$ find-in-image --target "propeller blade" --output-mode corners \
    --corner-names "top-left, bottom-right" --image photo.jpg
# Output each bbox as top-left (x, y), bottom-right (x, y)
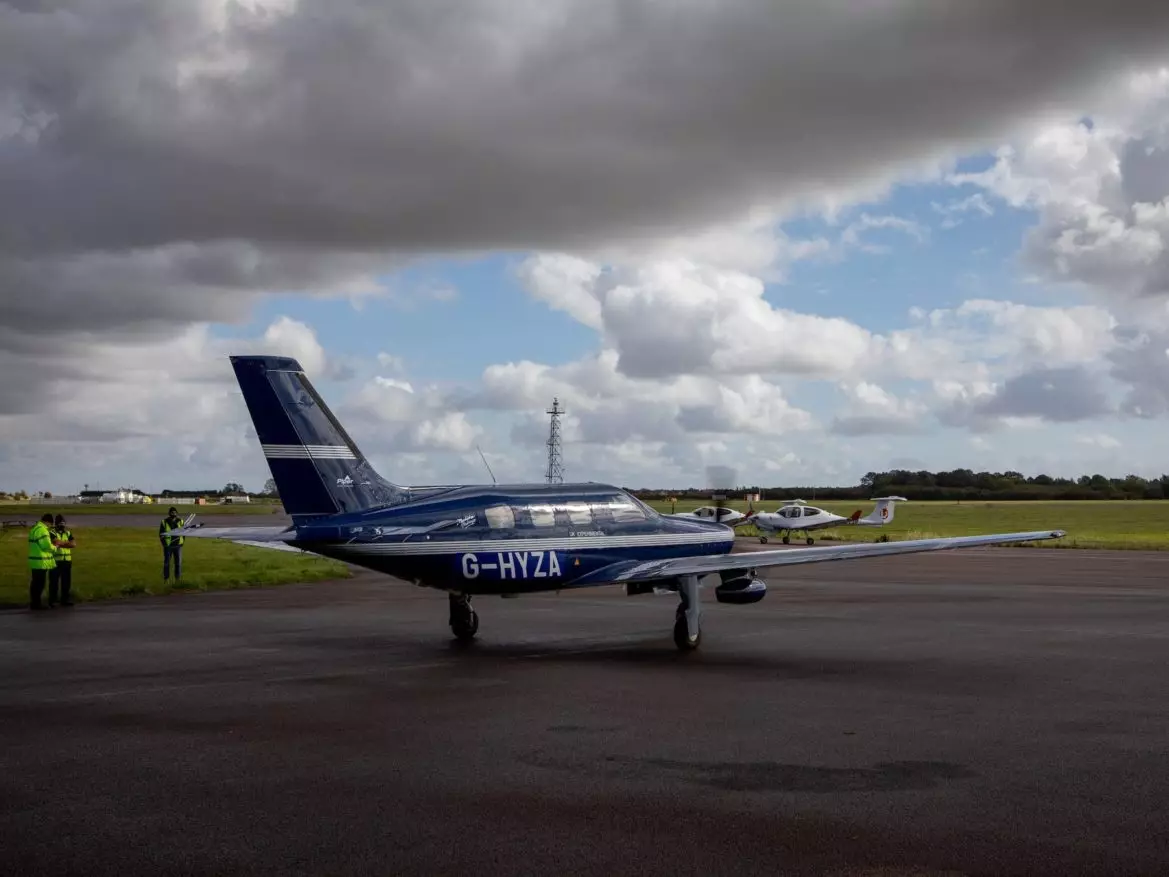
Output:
top-left (705, 465), bottom-right (737, 519)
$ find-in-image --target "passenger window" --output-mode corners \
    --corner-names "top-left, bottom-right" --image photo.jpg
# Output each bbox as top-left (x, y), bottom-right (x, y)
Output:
top-left (528, 504), bottom-right (555, 527)
top-left (484, 505), bottom-right (515, 529)
top-left (590, 503), bottom-right (614, 525)
top-left (804, 508), bottom-right (822, 516)
top-left (564, 503), bottom-right (592, 525)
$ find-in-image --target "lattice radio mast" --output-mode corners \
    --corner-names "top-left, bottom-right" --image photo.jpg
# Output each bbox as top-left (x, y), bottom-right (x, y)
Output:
top-left (545, 397), bottom-right (565, 484)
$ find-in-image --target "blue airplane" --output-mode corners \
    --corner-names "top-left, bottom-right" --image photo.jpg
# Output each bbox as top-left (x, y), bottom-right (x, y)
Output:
top-left (174, 355), bottom-right (1066, 651)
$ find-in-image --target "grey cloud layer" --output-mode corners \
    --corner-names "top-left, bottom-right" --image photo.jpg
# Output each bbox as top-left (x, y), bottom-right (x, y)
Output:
top-left (6, 0), bottom-right (1169, 261)
top-left (5, 0), bottom-right (1168, 343)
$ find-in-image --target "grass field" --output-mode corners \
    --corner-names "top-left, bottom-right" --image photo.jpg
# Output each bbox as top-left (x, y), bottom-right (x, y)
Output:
top-left (0, 501), bottom-right (285, 517)
top-left (646, 499), bottom-right (1169, 550)
top-left (0, 527), bottom-right (349, 608)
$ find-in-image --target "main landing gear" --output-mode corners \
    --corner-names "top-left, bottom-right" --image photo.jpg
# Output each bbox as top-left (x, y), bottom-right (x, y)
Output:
top-left (449, 593), bottom-right (479, 641)
top-left (672, 575), bottom-right (701, 651)
top-left (759, 531), bottom-right (814, 546)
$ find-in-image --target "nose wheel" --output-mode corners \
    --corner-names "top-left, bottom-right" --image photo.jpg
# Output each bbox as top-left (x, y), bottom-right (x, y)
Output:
top-left (449, 593), bottom-right (479, 641)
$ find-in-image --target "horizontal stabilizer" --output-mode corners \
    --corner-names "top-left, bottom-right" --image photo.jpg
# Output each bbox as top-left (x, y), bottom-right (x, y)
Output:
top-left (230, 540), bottom-right (309, 554)
top-left (173, 525), bottom-right (298, 542)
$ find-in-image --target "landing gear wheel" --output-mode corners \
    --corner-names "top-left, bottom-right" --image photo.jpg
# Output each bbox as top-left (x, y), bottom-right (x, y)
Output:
top-left (806, 537), bottom-right (815, 546)
top-left (673, 610), bottom-right (700, 651)
top-left (782, 535), bottom-right (790, 545)
top-left (452, 611), bottom-right (479, 641)
top-left (759, 536), bottom-right (768, 544)
top-left (449, 594), bottom-right (479, 642)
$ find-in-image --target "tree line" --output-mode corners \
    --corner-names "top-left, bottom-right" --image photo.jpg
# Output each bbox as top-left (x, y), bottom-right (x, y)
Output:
top-left (631, 470), bottom-right (1169, 502)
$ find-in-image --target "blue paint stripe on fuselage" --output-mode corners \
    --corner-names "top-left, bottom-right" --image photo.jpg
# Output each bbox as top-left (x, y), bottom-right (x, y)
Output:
top-left (298, 535), bottom-right (732, 595)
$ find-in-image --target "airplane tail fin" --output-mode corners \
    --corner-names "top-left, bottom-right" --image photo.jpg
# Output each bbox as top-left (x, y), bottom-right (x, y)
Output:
top-left (858, 495), bottom-right (908, 526)
top-left (230, 355), bottom-right (409, 523)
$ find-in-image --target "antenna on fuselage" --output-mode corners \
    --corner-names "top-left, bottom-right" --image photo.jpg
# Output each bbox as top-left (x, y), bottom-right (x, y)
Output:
top-left (476, 445), bottom-right (497, 485)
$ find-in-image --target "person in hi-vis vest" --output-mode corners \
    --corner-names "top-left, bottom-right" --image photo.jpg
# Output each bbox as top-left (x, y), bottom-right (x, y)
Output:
top-left (28, 513), bottom-right (64, 610)
top-left (159, 507), bottom-right (185, 585)
top-left (49, 514), bottom-right (76, 607)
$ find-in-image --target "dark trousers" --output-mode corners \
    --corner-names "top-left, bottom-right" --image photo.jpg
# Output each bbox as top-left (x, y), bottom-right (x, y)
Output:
top-left (49, 561), bottom-right (73, 605)
top-left (163, 543), bottom-right (183, 580)
top-left (29, 569), bottom-right (48, 609)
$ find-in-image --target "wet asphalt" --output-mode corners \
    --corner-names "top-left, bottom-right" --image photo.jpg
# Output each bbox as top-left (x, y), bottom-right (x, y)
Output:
top-left (3, 546), bottom-right (1169, 876)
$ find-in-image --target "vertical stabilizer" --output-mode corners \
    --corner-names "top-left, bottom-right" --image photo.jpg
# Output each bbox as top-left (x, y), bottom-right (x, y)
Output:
top-left (230, 355), bottom-right (409, 522)
top-left (859, 495), bottom-right (908, 525)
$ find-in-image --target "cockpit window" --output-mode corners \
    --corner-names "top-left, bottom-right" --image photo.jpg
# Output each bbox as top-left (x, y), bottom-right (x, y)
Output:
top-left (629, 494), bottom-right (659, 519)
top-left (608, 499), bottom-right (646, 523)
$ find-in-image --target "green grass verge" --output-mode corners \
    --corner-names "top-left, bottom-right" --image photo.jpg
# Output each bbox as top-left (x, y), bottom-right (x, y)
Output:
top-left (0, 527), bottom-right (350, 608)
top-left (647, 499), bottom-right (1169, 550)
top-left (0, 501), bottom-right (285, 516)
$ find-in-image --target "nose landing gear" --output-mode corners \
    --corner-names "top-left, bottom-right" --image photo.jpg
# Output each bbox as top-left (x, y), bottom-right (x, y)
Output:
top-left (449, 593), bottom-right (479, 641)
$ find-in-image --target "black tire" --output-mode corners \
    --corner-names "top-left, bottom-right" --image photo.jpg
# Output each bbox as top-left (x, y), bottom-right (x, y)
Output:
top-left (673, 614), bottom-right (700, 651)
top-left (806, 537), bottom-right (814, 545)
top-left (782, 535), bottom-right (790, 545)
top-left (759, 536), bottom-right (768, 544)
top-left (451, 609), bottom-right (479, 641)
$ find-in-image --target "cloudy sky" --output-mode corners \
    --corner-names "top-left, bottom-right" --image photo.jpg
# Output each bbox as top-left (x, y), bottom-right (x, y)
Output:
top-left (4, 0), bottom-right (1169, 495)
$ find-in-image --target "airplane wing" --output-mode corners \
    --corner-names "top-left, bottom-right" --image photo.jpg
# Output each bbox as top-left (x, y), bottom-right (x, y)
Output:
top-left (610, 529), bottom-right (1066, 583)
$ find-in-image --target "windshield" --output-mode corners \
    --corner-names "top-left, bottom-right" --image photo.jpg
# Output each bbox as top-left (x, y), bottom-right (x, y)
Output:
top-left (625, 493), bottom-right (660, 519)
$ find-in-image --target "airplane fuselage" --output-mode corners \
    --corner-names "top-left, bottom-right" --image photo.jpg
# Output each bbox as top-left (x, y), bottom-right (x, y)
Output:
top-left (285, 482), bottom-right (735, 595)
top-left (753, 510), bottom-right (846, 533)
top-left (183, 355), bottom-right (1063, 650)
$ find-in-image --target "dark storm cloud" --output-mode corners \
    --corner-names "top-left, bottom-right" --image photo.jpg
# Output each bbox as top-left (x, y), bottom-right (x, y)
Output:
top-left (0, 242), bottom-right (397, 335)
top-left (5, 0), bottom-right (1169, 258)
top-left (3, 0), bottom-right (1169, 428)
